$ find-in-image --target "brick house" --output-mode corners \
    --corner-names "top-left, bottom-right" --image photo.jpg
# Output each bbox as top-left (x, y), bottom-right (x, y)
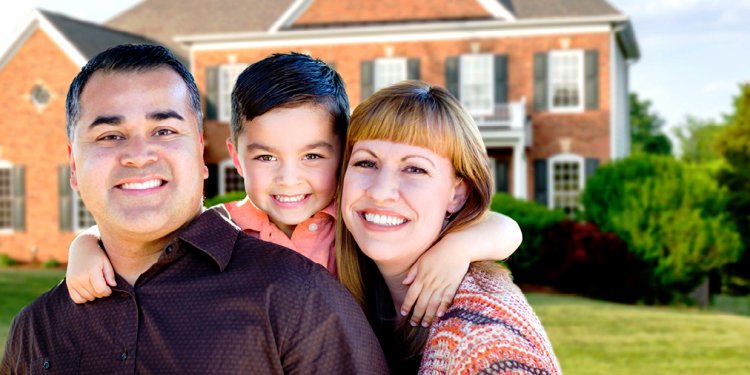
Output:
top-left (0, 0), bottom-right (639, 262)
top-left (0, 10), bottom-right (157, 262)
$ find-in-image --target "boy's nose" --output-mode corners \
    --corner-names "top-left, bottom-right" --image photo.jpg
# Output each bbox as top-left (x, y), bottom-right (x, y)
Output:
top-left (276, 162), bottom-right (302, 186)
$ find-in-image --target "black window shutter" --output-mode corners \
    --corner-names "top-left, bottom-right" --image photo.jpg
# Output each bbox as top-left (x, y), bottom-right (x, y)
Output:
top-left (534, 159), bottom-right (548, 206)
top-left (11, 166), bottom-right (25, 231)
top-left (495, 159), bottom-right (510, 193)
top-left (59, 165), bottom-right (73, 232)
top-left (585, 50), bottom-right (599, 110)
top-left (444, 56), bottom-right (460, 99)
top-left (360, 60), bottom-right (374, 101)
top-left (533, 53), bottom-right (548, 111)
top-left (205, 66), bottom-right (219, 120)
top-left (585, 158), bottom-right (600, 180)
top-left (494, 54), bottom-right (508, 104)
top-left (407, 58), bottom-right (420, 81)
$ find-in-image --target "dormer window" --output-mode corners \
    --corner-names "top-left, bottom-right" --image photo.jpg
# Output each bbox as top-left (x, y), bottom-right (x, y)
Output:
top-left (30, 84), bottom-right (51, 110)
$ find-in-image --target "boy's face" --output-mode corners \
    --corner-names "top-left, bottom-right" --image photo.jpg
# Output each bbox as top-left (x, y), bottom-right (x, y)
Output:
top-left (227, 104), bottom-right (340, 236)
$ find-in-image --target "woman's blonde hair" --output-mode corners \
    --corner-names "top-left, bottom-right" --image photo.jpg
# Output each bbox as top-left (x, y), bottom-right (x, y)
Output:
top-left (335, 81), bottom-right (493, 364)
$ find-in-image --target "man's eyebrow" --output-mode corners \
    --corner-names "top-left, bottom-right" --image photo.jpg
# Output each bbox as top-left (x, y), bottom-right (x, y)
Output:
top-left (147, 110), bottom-right (184, 121)
top-left (89, 115), bottom-right (123, 127)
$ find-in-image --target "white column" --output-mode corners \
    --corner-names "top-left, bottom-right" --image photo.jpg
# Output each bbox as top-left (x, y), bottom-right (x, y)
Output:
top-left (512, 143), bottom-right (527, 200)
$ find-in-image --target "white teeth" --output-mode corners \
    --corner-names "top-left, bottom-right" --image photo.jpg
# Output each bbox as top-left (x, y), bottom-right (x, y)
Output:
top-left (363, 213), bottom-right (407, 226)
top-left (275, 195), bottom-right (305, 203)
top-left (120, 179), bottom-right (162, 190)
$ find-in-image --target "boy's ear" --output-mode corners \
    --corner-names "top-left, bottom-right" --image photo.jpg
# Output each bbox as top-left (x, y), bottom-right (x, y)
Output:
top-left (226, 137), bottom-right (244, 177)
top-left (448, 178), bottom-right (469, 214)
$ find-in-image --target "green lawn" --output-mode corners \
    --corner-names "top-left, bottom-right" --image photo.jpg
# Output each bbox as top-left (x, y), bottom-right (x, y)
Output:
top-left (1, 269), bottom-right (749, 374)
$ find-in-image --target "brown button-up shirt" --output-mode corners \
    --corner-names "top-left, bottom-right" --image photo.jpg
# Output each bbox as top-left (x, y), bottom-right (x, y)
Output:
top-left (1, 208), bottom-right (388, 374)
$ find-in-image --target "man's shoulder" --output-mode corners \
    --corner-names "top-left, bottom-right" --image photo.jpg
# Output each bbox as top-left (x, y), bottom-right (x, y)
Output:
top-left (6, 280), bottom-right (71, 342)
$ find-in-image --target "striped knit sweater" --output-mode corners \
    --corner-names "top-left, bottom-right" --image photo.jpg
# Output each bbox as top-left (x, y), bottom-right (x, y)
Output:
top-left (419, 262), bottom-right (561, 374)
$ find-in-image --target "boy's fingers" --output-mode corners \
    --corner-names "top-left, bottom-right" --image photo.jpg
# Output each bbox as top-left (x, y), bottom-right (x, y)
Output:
top-left (401, 281), bottom-right (423, 317)
top-left (75, 286), bottom-right (96, 302)
top-left (402, 265), bottom-right (418, 285)
top-left (410, 290), bottom-right (433, 327)
top-left (90, 273), bottom-right (112, 298)
top-left (103, 262), bottom-right (117, 287)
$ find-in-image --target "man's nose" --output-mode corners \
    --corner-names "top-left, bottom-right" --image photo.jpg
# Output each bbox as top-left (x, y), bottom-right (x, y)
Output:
top-left (121, 135), bottom-right (157, 167)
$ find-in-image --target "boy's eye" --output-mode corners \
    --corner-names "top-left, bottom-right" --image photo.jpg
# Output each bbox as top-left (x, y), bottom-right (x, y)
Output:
top-left (404, 166), bottom-right (428, 174)
top-left (352, 159), bottom-right (376, 169)
top-left (254, 155), bottom-right (276, 162)
top-left (304, 153), bottom-right (324, 160)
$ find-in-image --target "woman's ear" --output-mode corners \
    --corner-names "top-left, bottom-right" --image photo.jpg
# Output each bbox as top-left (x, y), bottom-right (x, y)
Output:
top-left (448, 178), bottom-right (469, 214)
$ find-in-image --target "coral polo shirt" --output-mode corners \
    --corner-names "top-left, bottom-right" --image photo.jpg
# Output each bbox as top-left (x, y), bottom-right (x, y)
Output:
top-left (223, 197), bottom-right (337, 274)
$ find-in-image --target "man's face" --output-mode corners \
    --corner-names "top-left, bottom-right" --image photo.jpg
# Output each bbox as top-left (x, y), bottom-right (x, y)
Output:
top-left (69, 67), bottom-right (208, 242)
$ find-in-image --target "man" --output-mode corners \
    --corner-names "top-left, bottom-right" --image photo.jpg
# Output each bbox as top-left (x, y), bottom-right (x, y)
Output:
top-left (0, 44), bottom-right (387, 374)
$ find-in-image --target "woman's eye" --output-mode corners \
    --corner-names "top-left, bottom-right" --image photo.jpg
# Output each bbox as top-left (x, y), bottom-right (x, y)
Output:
top-left (404, 166), bottom-right (428, 174)
top-left (254, 155), bottom-right (276, 162)
top-left (352, 160), bottom-right (376, 168)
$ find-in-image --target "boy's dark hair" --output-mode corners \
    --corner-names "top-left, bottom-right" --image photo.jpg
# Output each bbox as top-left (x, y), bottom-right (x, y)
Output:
top-left (66, 44), bottom-right (202, 141)
top-left (230, 52), bottom-right (349, 146)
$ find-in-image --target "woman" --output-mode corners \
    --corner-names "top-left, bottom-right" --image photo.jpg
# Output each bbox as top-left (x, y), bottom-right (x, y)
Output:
top-left (336, 81), bottom-right (561, 374)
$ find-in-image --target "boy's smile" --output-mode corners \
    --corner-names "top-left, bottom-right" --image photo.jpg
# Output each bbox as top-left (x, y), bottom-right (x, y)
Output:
top-left (228, 104), bottom-right (340, 237)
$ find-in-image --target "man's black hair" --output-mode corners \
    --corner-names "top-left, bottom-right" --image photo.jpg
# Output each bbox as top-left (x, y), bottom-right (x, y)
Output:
top-left (65, 44), bottom-right (202, 140)
top-left (230, 52), bottom-right (349, 146)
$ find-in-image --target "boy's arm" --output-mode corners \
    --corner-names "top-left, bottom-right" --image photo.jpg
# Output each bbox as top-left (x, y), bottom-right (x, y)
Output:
top-left (66, 225), bottom-right (117, 304)
top-left (401, 212), bottom-right (522, 326)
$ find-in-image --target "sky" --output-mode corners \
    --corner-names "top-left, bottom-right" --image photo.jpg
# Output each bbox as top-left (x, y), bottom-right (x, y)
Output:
top-left (0, 0), bottom-right (747, 138)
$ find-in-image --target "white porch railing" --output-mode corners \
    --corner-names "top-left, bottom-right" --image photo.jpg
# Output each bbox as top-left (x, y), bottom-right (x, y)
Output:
top-left (472, 98), bottom-right (532, 147)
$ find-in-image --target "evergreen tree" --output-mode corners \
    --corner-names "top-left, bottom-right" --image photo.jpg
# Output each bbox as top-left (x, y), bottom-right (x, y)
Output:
top-left (630, 92), bottom-right (672, 155)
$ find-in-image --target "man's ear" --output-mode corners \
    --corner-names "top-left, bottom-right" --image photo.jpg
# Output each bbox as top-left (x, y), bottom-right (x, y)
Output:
top-left (226, 137), bottom-right (244, 178)
top-left (68, 144), bottom-right (78, 190)
top-left (199, 135), bottom-right (208, 180)
top-left (448, 178), bottom-right (469, 214)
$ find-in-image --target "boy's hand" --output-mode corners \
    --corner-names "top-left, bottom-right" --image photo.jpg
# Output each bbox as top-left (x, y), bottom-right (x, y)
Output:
top-left (66, 232), bottom-right (116, 304)
top-left (401, 236), bottom-right (470, 327)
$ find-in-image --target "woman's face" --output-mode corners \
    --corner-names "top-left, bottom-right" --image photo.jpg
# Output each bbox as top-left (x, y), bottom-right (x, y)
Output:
top-left (341, 139), bottom-right (467, 273)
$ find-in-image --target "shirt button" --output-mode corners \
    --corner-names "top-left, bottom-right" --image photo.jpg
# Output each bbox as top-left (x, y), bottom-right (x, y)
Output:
top-left (121, 351), bottom-right (128, 361)
top-left (165, 245), bottom-right (173, 254)
top-left (42, 360), bottom-right (50, 369)
top-left (308, 223), bottom-right (318, 232)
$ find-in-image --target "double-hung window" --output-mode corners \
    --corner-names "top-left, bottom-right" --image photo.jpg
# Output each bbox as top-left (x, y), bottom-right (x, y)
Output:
top-left (548, 50), bottom-right (584, 112)
top-left (0, 164), bottom-right (12, 230)
top-left (374, 58), bottom-right (407, 91)
top-left (459, 54), bottom-right (494, 115)
top-left (73, 192), bottom-right (96, 231)
top-left (218, 64), bottom-right (248, 122)
top-left (548, 154), bottom-right (584, 215)
top-left (219, 159), bottom-right (245, 195)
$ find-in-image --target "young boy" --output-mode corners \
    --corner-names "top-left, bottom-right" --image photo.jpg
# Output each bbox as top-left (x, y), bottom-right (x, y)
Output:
top-left (66, 52), bottom-right (522, 326)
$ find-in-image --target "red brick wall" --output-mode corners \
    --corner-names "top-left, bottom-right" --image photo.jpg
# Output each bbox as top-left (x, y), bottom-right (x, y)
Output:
top-left (0, 29), bottom-right (80, 262)
top-left (294, 0), bottom-right (492, 26)
top-left (193, 32), bottom-right (613, 185)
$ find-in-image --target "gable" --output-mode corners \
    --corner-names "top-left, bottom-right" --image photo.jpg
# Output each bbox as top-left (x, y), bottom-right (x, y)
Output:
top-left (290, 0), bottom-right (497, 27)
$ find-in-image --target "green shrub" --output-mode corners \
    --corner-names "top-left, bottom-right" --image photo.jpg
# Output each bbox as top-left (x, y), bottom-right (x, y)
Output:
top-left (0, 253), bottom-right (17, 267)
top-left (582, 154), bottom-right (743, 301)
top-left (204, 191), bottom-right (247, 208)
top-left (490, 193), bottom-right (565, 278)
top-left (42, 259), bottom-right (61, 269)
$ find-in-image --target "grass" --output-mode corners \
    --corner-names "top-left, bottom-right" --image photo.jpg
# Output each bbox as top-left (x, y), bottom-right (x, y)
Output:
top-left (1, 269), bottom-right (749, 374)
top-left (528, 293), bottom-right (750, 375)
top-left (0, 268), bottom-right (65, 354)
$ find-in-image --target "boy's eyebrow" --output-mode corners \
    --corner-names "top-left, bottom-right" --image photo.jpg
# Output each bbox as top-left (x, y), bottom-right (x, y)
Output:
top-left (303, 141), bottom-right (335, 151)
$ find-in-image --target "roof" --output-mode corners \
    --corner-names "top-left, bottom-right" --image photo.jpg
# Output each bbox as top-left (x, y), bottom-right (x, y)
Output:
top-left (105, 0), bottom-right (297, 53)
top-left (40, 10), bottom-right (159, 60)
top-left (502, 0), bottom-right (622, 19)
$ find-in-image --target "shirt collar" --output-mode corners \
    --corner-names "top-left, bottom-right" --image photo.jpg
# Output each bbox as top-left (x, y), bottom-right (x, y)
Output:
top-left (178, 207), bottom-right (239, 272)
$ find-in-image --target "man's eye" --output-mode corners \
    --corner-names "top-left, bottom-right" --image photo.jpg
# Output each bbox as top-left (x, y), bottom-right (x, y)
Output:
top-left (352, 160), bottom-right (376, 168)
top-left (97, 134), bottom-right (125, 142)
top-left (255, 155), bottom-right (276, 162)
top-left (155, 128), bottom-right (176, 136)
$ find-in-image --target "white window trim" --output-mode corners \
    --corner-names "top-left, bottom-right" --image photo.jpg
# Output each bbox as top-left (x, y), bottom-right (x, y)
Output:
top-left (459, 53), bottom-right (495, 116)
top-left (548, 49), bottom-right (585, 113)
top-left (547, 153), bottom-right (585, 209)
top-left (0, 160), bottom-right (13, 234)
top-left (218, 64), bottom-right (248, 123)
top-left (374, 57), bottom-right (407, 91)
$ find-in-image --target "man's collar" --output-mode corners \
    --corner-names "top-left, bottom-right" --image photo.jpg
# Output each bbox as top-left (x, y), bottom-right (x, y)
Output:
top-left (178, 207), bottom-right (239, 271)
